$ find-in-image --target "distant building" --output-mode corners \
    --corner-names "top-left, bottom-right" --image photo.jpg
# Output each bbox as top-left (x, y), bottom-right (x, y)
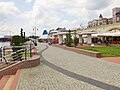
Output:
top-left (4, 35), bottom-right (11, 39)
top-left (88, 14), bottom-right (110, 28)
top-left (112, 7), bottom-right (120, 23)
top-left (38, 30), bottom-right (48, 43)
top-left (56, 27), bottom-right (67, 32)
top-left (87, 7), bottom-right (120, 28)
top-left (108, 18), bottom-right (113, 24)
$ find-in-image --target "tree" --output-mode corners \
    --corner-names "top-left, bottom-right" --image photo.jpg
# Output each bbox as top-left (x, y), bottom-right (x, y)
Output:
top-left (20, 28), bottom-right (23, 38)
top-left (73, 37), bottom-right (79, 47)
top-left (66, 30), bottom-right (72, 47)
top-left (11, 35), bottom-right (22, 46)
top-left (20, 28), bottom-right (24, 43)
top-left (20, 28), bottom-right (27, 43)
top-left (73, 30), bottom-right (79, 47)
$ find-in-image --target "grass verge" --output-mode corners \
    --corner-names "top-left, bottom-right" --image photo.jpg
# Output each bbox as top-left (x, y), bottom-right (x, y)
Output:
top-left (80, 46), bottom-right (120, 57)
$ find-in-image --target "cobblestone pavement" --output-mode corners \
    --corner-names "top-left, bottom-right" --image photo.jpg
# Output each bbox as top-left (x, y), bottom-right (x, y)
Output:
top-left (16, 43), bottom-right (120, 90)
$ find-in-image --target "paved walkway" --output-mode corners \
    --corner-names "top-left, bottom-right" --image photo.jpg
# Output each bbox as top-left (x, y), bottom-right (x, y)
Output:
top-left (101, 57), bottom-right (120, 64)
top-left (16, 43), bottom-right (120, 90)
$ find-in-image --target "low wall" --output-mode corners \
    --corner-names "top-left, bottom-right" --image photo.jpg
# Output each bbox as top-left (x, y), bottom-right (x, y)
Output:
top-left (53, 45), bottom-right (101, 58)
top-left (0, 55), bottom-right (40, 79)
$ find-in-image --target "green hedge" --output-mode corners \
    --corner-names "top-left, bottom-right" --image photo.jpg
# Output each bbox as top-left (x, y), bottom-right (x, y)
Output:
top-left (11, 35), bottom-right (22, 46)
top-left (66, 33), bottom-right (72, 47)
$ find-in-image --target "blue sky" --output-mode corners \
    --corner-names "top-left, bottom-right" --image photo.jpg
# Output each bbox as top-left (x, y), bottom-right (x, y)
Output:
top-left (0, 0), bottom-right (120, 36)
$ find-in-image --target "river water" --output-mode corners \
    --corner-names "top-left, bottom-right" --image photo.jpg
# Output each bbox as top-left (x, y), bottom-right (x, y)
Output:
top-left (0, 42), bottom-right (10, 47)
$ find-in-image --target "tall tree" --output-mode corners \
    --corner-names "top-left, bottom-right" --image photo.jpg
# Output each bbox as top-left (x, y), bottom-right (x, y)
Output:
top-left (20, 28), bottom-right (23, 38)
top-left (66, 30), bottom-right (72, 47)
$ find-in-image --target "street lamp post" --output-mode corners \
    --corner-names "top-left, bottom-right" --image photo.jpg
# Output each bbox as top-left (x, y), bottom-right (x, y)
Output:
top-left (33, 26), bottom-right (38, 46)
top-left (33, 26), bottom-right (38, 38)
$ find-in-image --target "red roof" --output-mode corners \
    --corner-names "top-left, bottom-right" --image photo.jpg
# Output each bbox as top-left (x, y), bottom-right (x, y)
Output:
top-left (99, 14), bottom-right (103, 19)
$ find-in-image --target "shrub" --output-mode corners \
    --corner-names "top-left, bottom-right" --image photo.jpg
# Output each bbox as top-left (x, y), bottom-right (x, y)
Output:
top-left (73, 37), bottom-right (79, 47)
top-left (12, 47), bottom-right (22, 52)
top-left (66, 33), bottom-right (72, 47)
top-left (11, 35), bottom-right (22, 46)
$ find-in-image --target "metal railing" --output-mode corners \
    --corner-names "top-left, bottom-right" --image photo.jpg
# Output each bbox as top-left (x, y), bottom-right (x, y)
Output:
top-left (0, 44), bottom-right (35, 64)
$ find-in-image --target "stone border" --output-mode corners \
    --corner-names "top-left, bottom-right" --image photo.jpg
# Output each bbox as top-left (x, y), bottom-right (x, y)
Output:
top-left (0, 55), bottom-right (40, 79)
top-left (10, 69), bottom-right (21, 90)
top-left (53, 45), bottom-right (101, 58)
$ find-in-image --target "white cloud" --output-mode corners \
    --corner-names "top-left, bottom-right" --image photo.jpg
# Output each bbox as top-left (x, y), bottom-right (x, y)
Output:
top-left (19, 11), bottom-right (32, 20)
top-left (0, 0), bottom-right (120, 35)
top-left (0, 2), bottom-right (33, 36)
top-left (0, 21), bottom-right (19, 36)
top-left (25, 0), bottom-right (33, 3)
top-left (85, 0), bottom-right (112, 10)
top-left (32, 0), bottom-right (119, 32)
top-left (32, 0), bottom-right (94, 30)
top-left (0, 2), bottom-right (20, 16)
top-left (0, 20), bottom-right (34, 36)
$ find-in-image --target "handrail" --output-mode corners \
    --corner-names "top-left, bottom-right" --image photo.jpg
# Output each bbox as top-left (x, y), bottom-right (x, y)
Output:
top-left (0, 43), bottom-right (36, 64)
top-left (2, 48), bottom-right (33, 64)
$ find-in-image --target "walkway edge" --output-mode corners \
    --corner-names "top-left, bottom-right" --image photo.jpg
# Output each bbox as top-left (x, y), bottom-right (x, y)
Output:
top-left (41, 45), bottom-right (120, 90)
top-left (0, 55), bottom-right (40, 79)
top-left (10, 69), bottom-right (21, 90)
top-left (0, 75), bottom-right (10, 90)
top-left (52, 44), bottom-right (101, 58)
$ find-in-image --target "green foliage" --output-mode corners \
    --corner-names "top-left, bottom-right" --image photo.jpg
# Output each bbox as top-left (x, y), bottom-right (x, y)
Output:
top-left (25, 37), bottom-right (29, 42)
top-left (80, 46), bottom-right (120, 57)
top-left (20, 28), bottom-right (23, 38)
top-left (73, 37), bottom-right (79, 47)
top-left (11, 35), bottom-right (22, 46)
top-left (66, 32), bottom-right (72, 47)
top-left (20, 28), bottom-right (26, 43)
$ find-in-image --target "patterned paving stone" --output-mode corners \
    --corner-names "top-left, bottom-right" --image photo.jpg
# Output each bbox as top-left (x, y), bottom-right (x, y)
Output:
top-left (16, 43), bottom-right (120, 90)
top-left (17, 63), bottom-right (102, 90)
top-left (42, 45), bottom-right (120, 88)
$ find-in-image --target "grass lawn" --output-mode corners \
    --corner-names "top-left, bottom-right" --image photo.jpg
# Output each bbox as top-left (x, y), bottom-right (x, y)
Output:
top-left (80, 46), bottom-right (120, 57)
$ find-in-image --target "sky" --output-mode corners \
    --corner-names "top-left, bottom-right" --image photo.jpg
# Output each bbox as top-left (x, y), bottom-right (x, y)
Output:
top-left (0, 0), bottom-right (120, 36)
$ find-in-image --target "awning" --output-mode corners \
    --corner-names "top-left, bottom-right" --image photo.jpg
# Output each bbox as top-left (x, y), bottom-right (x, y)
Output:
top-left (92, 32), bottom-right (120, 37)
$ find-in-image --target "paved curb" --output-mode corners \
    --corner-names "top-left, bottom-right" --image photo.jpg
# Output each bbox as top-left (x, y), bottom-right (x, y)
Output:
top-left (52, 44), bottom-right (101, 58)
top-left (0, 55), bottom-right (40, 79)
top-left (10, 69), bottom-right (21, 90)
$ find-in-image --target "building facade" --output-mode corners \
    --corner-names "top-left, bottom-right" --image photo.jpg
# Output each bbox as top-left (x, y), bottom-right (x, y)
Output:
top-left (112, 7), bottom-right (120, 23)
top-left (88, 7), bottom-right (120, 28)
top-left (88, 14), bottom-right (112, 28)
